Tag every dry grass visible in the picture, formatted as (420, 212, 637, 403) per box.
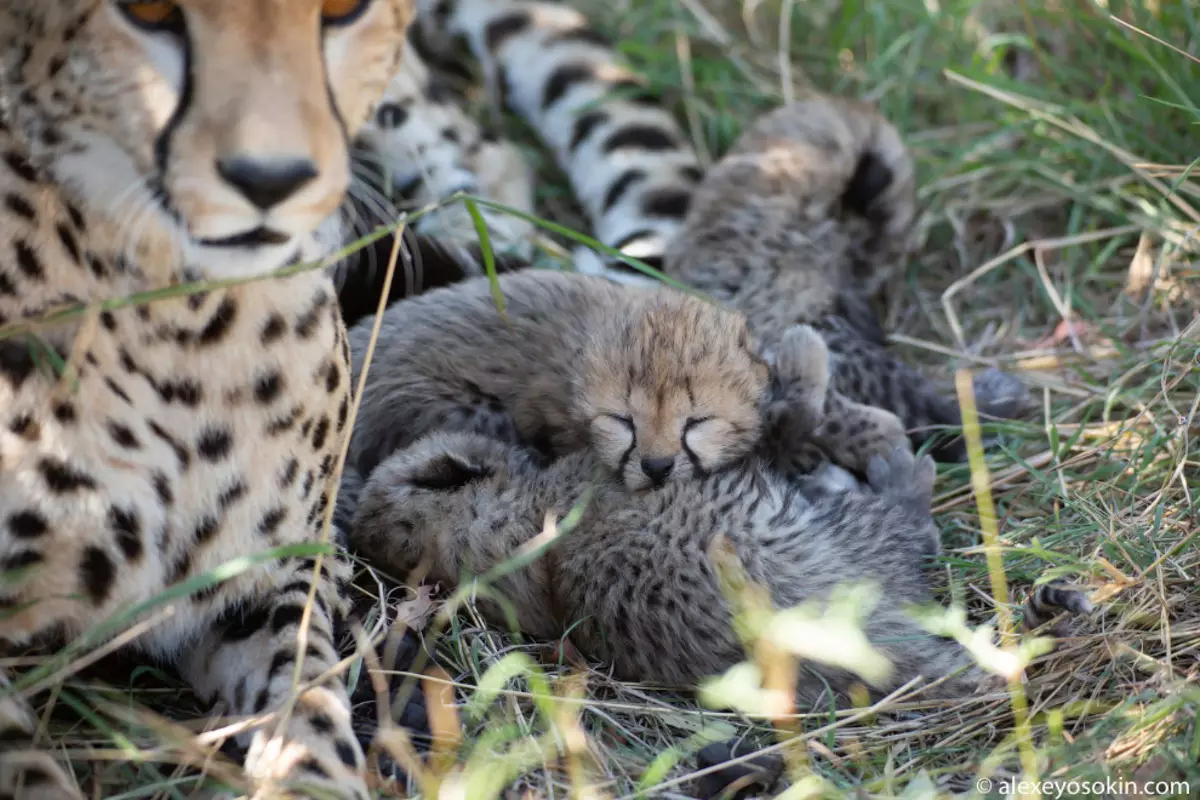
(11, 0, 1200, 797)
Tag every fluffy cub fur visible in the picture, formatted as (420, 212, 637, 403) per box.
(345, 270, 769, 493)
(663, 95, 1029, 461)
(343, 272, 909, 507)
(348, 324, 1092, 706)
(353, 432, 990, 703)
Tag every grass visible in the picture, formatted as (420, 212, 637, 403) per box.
(9, 0, 1200, 797)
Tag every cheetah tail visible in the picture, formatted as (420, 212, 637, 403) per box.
(1021, 581, 1094, 633)
(1014, 581, 1095, 664)
(331, 229, 531, 329)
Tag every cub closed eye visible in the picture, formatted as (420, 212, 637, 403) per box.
(603, 414, 635, 430)
(322, 0, 373, 24)
(116, 1, 182, 29)
(683, 416, 714, 434)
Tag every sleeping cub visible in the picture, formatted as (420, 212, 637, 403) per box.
(344, 270, 908, 497)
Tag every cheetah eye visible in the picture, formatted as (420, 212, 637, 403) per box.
(603, 414, 635, 431)
(322, 0, 373, 25)
(374, 102, 409, 130)
(116, 1, 182, 30)
(683, 416, 714, 435)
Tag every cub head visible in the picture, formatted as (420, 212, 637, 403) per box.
(352, 432, 518, 574)
(0, 0, 413, 280)
(577, 290, 770, 492)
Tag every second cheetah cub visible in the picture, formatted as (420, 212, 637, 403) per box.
(354, 432, 991, 703)
(348, 323, 1090, 702)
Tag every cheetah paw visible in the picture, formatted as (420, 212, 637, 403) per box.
(767, 324, 831, 422)
(241, 717, 370, 800)
(865, 445, 936, 507)
(812, 395, 910, 475)
(973, 367, 1030, 421)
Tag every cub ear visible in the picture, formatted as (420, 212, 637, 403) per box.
(409, 453, 493, 491)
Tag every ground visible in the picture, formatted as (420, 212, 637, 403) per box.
(22, 0, 1200, 797)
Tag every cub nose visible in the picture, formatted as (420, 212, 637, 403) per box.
(640, 455, 675, 486)
(217, 156, 319, 211)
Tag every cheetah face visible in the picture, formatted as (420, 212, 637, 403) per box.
(588, 381, 764, 492)
(579, 293, 770, 492)
(4, 0, 413, 280)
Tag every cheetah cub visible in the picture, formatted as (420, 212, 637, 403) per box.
(663, 94, 1029, 461)
(342, 270, 908, 504)
(344, 269, 766, 493)
(354, 434, 983, 702)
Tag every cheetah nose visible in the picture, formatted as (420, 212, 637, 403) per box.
(217, 156, 319, 211)
(640, 456, 675, 486)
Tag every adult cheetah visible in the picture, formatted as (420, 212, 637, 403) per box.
(0, 1, 412, 797)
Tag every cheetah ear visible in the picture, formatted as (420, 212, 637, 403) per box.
(409, 453, 493, 491)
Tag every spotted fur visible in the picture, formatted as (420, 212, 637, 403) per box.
(345, 321, 1091, 708)
(334, 313, 908, 533)
(0, 1, 415, 797)
(332, 225, 530, 329)
(663, 95, 1031, 461)
(335, 19, 1028, 463)
(409, 0, 702, 274)
(352, 433, 995, 704)
(349, 43, 537, 256)
(329, 39, 538, 330)
(342, 269, 774, 495)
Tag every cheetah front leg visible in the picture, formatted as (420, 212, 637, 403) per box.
(177, 559, 367, 800)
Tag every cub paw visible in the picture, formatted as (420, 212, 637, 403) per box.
(806, 461, 862, 494)
(772, 324, 830, 387)
(973, 366, 1030, 421)
(814, 395, 910, 475)
(865, 445, 935, 507)
(692, 739, 784, 800)
(767, 324, 831, 422)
